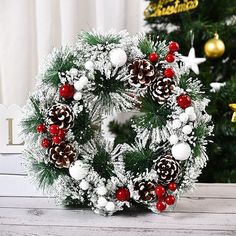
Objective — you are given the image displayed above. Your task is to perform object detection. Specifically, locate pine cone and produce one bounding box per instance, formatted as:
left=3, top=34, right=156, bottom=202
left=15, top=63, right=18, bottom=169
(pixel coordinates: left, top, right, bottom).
left=128, top=59, right=156, bottom=88
left=154, top=155, right=181, bottom=185
left=134, top=179, right=156, bottom=202
left=149, top=77, right=176, bottom=104
left=47, top=104, right=74, bottom=130
left=47, top=141, right=77, bottom=168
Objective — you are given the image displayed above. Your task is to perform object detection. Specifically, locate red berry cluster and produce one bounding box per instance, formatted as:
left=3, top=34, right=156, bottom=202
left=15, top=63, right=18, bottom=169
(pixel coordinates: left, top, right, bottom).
left=148, top=41, right=179, bottom=80
left=36, top=123, right=67, bottom=148
left=155, top=182, right=177, bottom=212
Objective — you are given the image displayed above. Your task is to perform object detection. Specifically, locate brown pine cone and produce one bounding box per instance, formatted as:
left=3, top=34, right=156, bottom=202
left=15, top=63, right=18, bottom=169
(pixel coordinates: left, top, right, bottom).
left=134, top=179, right=156, bottom=202
left=47, top=104, right=74, bottom=130
left=154, top=155, right=181, bottom=185
left=47, top=141, right=77, bottom=168
left=128, top=59, right=156, bottom=89
left=149, top=77, right=176, bottom=104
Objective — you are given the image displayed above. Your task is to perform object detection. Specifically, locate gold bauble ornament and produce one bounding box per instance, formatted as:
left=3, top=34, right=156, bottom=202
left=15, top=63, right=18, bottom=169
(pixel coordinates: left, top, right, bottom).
left=204, top=33, right=225, bottom=58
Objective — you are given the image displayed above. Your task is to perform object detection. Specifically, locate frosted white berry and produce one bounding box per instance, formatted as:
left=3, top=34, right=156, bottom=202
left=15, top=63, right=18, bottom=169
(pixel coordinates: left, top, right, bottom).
left=182, top=125, right=192, bottom=135
left=171, top=142, right=191, bottom=160
left=79, top=179, right=90, bottom=190
left=70, top=68, right=79, bottom=76
left=172, top=119, right=181, bottom=129
left=96, top=186, right=108, bottom=195
left=179, top=113, right=189, bottom=123
left=85, top=60, right=94, bottom=70
left=97, top=197, right=108, bottom=207
left=185, top=106, right=195, bottom=115
left=73, top=92, right=82, bottom=101
left=105, top=202, right=115, bottom=211
left=189, top=112, right=197, bottom=121
left=169, top=134, right=179, bottom=145
left=109, top=48, right=127, bottom=67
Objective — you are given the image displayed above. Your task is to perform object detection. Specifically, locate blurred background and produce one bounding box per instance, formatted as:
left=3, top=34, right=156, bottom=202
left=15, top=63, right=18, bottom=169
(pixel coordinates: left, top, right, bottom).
left=0, top=0, right=146, bottom=106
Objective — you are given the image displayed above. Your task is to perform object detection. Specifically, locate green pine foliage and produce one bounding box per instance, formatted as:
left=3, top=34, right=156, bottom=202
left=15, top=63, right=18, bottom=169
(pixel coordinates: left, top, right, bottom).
left=92, top=145, right=114, bottom=179
left=80, top=31, right=121, bottom=45
left=30, top=160, right=67, bottom=189
left=138, top=37, right=155, bottom=55
left=42, top=50, right=76, bottom=87
left=21, top=97, right=43, bottom=134
left=145, top=0, right=236, bottom=182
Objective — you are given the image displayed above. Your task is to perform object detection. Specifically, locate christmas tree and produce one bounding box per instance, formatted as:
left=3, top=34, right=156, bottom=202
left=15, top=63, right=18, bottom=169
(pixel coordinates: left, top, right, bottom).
left=141, top=0, right=236, bottom=182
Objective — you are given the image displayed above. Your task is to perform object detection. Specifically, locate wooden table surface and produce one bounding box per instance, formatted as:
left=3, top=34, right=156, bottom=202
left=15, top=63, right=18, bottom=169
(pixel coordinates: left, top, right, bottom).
left=0, top=183, right=236, bottom=236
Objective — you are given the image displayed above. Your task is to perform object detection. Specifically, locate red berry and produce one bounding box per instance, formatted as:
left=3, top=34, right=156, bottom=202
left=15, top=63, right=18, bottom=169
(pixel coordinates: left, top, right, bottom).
left=169, top=41, right=180, bottom=52
left=165, top=195, right=176, bottom=205
left=168, top=182, right=177, bottom=191
left=41, top=138, right=51, bottom=148
left=49, top=124, right=60, bottom=136
left=115, top=187, right=130, bottom=201
left=156, top=201, right=166, bottom=212
left=164, top=68, right=175, bottom=78
left=149, top=52, right=159, bottom=63
left=52, top=135, right=62, bottom=144
left=177, top=94, right=192, bottom=109
left=58, top=129, right=66, bottom=139
left=155, top=185, right=166, bottom=198
left=59, top=84, right=74, bottom=99
left=36, top=124, right=46, bottom=133
left=165, top=54, right=175, bottom=63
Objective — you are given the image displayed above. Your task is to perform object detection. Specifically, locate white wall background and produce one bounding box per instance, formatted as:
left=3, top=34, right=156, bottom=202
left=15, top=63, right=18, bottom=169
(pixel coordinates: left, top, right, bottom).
left=0, top=0, right=148, bottom=106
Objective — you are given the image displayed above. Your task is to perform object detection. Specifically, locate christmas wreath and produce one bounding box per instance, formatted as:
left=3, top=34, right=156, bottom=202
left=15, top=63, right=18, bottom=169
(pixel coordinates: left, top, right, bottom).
left=22, top=31, right=213, bottom=215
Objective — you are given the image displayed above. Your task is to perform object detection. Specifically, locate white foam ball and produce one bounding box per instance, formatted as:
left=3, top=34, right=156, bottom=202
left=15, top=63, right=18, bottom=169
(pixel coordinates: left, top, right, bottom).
left=179, top=113, right=189, bottom=123
left=96, top=186, right=108, bottom=196
left=169, top=134, right=179, bottom=145
left=105, top=202, right=115, bottom=211
left=69, top=160, right=89, bottom=180
left=85, top=61, right=94, bottom=70
left=79, top=76, right=89, bottom=86
left=79, top=179, right=90, bottom=190
left=70, top=68, right=79, bottom=76
left=97, top=197, right=107, bottom=208
left=172, top=119, right=181, bottom=129
left=182, top=125, right=193, bottom=135
left=189, top=113, right=197, bottom=121
left=171, top=142, right=191, bottom=160
left=73, top=92, right=82, bottom=101
left=185, top=106, right=195, bottom=115
left=74, top=81, right=84, bottom=91
left=109, top=48, right=127, bottom=67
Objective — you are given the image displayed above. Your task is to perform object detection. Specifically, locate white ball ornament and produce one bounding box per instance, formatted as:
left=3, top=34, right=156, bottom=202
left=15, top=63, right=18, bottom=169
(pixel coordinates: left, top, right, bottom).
left=96, top=186, right=108, bottom=196
left=97, top=197, right=108, bottom=208
left=171, top=142, right=191, bottom=161
left=109, top=48, right=127, bottom=67
left=182, top=125, right=193, bottom=135
left=105, top=202, right=115, bottom=211
left=79, top=179, right=90, bottom=190
left=69, top=160, right=89, bottom=180
left=74, top=76, right=89, bottom=91
left=85, top=60, right=94, bottom=70
left=73, top=92, right=82, bottom=101
left=172, top=119, right=181, bottom=129
left=179, top=113, right=189, bottom=123
left=169, top=134, right=179, bottom=145
left=185, top=106, right=195, bottom=115
left=189, top=112, right=197, bottom=121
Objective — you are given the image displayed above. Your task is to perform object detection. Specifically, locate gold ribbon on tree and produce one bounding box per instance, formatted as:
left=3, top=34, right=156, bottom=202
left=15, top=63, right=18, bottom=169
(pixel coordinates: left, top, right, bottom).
left=229, top=104, right=236, bottom=122
left=144, top=0, right=199, bottom=19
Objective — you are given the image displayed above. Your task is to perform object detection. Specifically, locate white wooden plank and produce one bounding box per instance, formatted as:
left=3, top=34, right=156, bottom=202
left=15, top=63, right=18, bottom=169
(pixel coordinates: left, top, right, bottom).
left=183, top=183, right=236, bottom=198
left=0, top=225, right=235, bottom=236
left=0, top=207, right=235, bottom=231
left=0, top=154, right=25, bottom=174
left=0, top=175, right=44, bottom=197
left=0, top=196, right=236, bottom=214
